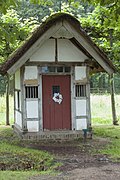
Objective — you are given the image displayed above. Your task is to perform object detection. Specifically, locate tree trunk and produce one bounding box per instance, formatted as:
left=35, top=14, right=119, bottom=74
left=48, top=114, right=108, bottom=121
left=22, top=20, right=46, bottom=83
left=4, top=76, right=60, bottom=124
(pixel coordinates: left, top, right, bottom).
left=110, top=74, right=118, bottom=125
left=6, top=74, right=10, bottom=125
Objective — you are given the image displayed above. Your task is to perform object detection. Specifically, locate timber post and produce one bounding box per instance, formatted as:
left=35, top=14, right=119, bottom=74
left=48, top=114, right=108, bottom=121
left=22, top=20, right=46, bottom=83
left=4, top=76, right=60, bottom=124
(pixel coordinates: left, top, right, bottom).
left=6, top=74, right=10, bottom=125
left=109, top=29, right=118, bottom=125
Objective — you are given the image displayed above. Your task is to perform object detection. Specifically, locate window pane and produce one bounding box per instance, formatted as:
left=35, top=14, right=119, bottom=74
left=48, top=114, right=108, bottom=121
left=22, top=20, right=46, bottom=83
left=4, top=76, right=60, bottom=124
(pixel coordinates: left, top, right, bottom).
left=75, top=85, right=86, bottom=97
left=52, top=86, right=60, bottom=95
left=48, top=66, right=55, bottom=72
left=57, top=67, right=63, bottom=72
left=25, top=86, right=38, bottom=98
left=65, top=67, right=71, bottom=72
left=41, top=66, right=48, bottom=73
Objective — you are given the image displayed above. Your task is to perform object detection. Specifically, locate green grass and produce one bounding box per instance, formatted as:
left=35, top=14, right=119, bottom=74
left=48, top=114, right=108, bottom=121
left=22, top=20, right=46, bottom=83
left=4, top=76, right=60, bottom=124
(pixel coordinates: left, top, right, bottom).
left=94, top=126, right=120, bottom=160
left=0, top=95, right=14, bottom=125
left=0, top=127, right=57, bottom=174
left=91, top=94, right=120, bottom=125
left=0, top=171, right=42, bottom=180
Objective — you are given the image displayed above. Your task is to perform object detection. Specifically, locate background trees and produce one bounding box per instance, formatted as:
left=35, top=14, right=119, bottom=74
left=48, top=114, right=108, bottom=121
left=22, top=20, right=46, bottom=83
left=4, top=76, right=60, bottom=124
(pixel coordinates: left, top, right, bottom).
left=0, top=0, right=120, bottom=124
left=0, top=0, right=120, bottom=93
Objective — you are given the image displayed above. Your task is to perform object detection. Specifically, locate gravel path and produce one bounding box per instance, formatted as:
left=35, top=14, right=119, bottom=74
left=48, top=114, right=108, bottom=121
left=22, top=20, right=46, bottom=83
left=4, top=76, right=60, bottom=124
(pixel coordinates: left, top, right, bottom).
left=28, top=163, right=120, bottom=180
left=26, top=138, right=120, bottom=180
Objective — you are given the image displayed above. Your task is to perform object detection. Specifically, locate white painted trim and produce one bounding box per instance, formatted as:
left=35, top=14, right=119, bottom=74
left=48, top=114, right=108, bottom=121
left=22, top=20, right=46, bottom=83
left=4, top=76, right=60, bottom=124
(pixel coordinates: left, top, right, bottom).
left=86, top=66, right=91, bottom=127
left=63, top=20, right=114, bottom=74
left=39, top=75, right=43, bottom=130
left=71, top=66, right=75, bottom=130
left=7, top=21, right=63, bottom=75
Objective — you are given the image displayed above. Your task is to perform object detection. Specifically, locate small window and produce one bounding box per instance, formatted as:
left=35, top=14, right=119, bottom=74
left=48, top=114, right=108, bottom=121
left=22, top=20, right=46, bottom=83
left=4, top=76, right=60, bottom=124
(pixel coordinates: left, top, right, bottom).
left=75, top=85, right=86, bottom=97
left=48, top=66, right=56, bottom=72
left=41, top=66, right=71, bottom=74
left=17, top=91, right=20, bottom=110
left=41, top=66, right=48, bottom=73
left=65, top=67, right=71, bottom=73
left=57, top=67, right=63, bottom=72
left=52, top=86, right=60, bottom=95
left=25, top=86, right=38, bottom=98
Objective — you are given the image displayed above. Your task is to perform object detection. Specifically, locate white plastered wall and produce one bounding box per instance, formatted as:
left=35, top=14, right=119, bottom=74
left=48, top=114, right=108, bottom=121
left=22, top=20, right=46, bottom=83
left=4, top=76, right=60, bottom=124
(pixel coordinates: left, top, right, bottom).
left=15, top=69, right=20, bottom=89
left=15, top=111, right=22, bottom=128
left=75, top=66, right=87, bottom=81
left=24, top=66, right=38, bottom=80
left=24, top=66, right=39, bottom=132
left=27, top=121, right=39, bottom=132
left=15, top=69, right=22, bottom=128
left=30, top=39, right=55, bottom=62
left=26, top=100, right=38, bottom=118
left=29, top=38, right=88, bottom=63
left=75, top=66, right=87, bottom=130
left=58, top=39, right=88, bottom=62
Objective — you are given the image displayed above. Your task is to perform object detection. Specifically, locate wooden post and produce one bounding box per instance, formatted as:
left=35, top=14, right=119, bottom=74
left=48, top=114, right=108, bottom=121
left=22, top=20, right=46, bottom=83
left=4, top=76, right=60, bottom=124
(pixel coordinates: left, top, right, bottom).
left=109, top=29, right=118, bottom=125
left=6, top=74, right=10, bottom=125
left=110, top=74, right=118, bottom=125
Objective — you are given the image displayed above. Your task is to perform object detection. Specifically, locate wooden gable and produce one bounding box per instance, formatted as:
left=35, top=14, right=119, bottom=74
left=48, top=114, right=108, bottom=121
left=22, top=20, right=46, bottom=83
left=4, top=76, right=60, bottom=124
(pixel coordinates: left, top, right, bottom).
left=0, top=13, right=116, bottom=75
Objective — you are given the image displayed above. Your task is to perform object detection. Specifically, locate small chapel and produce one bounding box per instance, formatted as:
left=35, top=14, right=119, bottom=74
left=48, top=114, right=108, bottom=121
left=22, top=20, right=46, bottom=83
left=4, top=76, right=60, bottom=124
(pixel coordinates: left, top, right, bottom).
left=0, top=13, right=116, bottom=139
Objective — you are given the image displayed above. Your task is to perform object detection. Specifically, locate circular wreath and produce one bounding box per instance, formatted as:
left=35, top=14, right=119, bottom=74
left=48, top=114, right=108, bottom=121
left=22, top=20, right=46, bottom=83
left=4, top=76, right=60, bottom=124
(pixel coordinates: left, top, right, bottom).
left=52, top=93, right=63, bottom=104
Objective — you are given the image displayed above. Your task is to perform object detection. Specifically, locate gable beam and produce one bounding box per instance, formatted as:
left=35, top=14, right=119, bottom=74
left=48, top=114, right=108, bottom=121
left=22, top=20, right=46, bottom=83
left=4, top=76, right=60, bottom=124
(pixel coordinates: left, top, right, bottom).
left=63, top=20, right=114, bottom=74
left=7, top=21, right=63, bottom=75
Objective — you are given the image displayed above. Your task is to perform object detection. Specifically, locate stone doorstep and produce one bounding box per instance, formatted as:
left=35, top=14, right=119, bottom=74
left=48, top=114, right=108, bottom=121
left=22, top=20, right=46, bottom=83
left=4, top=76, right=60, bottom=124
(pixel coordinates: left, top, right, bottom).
left=13, top=125, right=92, bottom=141
left=22, top=132, right=82, bottom=140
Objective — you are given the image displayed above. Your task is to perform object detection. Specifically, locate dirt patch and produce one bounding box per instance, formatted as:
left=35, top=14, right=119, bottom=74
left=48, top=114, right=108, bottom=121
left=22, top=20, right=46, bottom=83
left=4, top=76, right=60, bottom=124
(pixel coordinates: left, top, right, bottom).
left=26, top=137, right=120, bottom=180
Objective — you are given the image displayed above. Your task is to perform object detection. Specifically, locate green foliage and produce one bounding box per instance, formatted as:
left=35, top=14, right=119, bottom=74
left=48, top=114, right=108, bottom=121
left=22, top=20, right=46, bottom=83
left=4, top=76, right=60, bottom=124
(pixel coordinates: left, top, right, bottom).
left=0, top=7, right=39, bottom=64
left=0, top=127, right=56, bottom=171
left=0, top=0, right=120, bottom=93
left=80, top=4, right=120, bottom=68
left=0, top=0, right=19, bottom=14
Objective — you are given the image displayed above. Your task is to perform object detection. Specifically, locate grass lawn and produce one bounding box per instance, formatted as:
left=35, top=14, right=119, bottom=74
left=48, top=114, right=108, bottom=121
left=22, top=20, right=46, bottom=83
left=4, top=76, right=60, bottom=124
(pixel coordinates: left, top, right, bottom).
left=0, top=94, right=120, bottom=179
left=0, top=125, right=120, bottom=179
left=91, top=94, right=120, bottom=125
left=0, top=95, right=14, bottom=125
left=0, top=171, right=44, bottom=180
left=93, top=125, right=120, bottom=160
left=0, top=126, right=58, bottom=180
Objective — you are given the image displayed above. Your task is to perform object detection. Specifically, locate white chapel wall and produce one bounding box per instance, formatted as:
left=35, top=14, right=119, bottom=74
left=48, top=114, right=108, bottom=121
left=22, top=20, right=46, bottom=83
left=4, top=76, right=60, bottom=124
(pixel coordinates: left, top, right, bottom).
left=75, top=66, right=87, bottom=81
left=24, top=66, right=38, bottom=80
left=15, top=69, right=22, bottom=128
left=15, top=111, right=22, bottom=128
left=76, top=99, right=86, bottom=116
left=24, top=65, right=39, bottom=132
left=74, top=66, right=88, bottom=130
left=58, top=39, right=88, bottom=62
left=15, top=69, right=20, bottom=89
left=26, top=100, right=38, bottom=118
left=27, top=121, right=39, bottom=132
left=30, top=39, right=55, bottom=62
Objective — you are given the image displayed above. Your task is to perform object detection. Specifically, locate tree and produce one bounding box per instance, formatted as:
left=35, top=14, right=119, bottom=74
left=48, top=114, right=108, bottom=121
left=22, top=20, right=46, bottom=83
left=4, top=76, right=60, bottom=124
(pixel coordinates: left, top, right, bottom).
left=0, top=0, right=119, bottom=125
left=0, top=8, right=39, bottom=125
left=0, top=0, right=19, bottom=13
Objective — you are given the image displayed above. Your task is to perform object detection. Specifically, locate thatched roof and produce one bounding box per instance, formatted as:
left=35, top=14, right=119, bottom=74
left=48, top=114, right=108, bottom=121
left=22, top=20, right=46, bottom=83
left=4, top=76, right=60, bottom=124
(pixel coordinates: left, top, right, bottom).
left=0, top=13, right=116, bottom=75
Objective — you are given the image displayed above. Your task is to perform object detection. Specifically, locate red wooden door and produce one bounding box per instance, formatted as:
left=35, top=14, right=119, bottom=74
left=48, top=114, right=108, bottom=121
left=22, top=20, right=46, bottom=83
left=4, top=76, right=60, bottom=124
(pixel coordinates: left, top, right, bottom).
left=42, top=75, right=71, bottom=130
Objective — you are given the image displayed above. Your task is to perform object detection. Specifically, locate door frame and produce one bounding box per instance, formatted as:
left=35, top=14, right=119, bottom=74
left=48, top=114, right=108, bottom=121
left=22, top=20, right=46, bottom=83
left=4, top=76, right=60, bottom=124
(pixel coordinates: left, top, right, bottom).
left=42, top=74, right=73, bottom=131
left=38, top=66, right=75, bottom=131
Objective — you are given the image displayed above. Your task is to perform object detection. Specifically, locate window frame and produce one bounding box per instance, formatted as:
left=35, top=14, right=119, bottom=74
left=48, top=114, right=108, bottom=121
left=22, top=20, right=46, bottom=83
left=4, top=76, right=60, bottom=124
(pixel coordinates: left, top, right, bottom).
left=25, top=85, right=38, bottom=99
left=75, top=84, right=86, bottom=98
